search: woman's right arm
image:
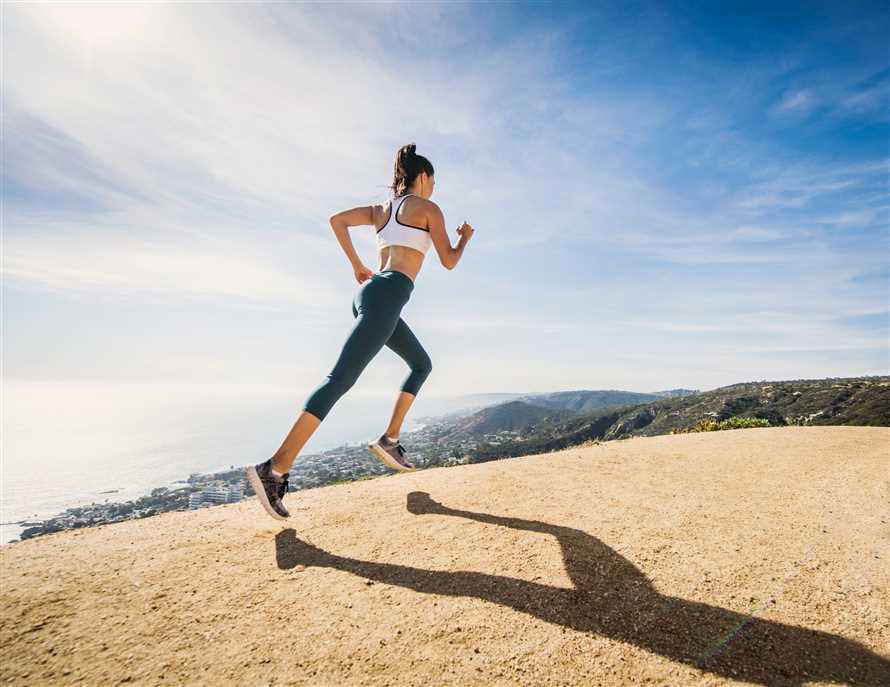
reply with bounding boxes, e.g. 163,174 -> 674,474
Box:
428,204 -> 474,270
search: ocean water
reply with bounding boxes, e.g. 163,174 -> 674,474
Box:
1,380 -> 428,544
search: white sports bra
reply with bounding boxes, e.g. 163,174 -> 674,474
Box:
376,193 -> 432,256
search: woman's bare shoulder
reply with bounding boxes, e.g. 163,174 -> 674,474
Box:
416,196 -> 442,217
398,194 -> 441,220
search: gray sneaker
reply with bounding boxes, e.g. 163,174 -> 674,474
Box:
246,458 -> 290,520
367,434 -> 416,472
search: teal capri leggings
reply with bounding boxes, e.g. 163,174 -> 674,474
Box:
301,269 -> 432,421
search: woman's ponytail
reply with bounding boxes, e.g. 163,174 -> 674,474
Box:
391,143 -> 434,196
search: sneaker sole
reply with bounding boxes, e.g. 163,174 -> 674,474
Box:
245,464 -> 288,521
367,442 -> 415,472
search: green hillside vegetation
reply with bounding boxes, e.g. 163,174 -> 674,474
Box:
670,416 -> 771,433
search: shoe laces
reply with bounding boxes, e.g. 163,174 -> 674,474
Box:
276,473 -> 289,499
394,442 -> 414,467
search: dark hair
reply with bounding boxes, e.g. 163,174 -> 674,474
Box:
390,143 -> 434,196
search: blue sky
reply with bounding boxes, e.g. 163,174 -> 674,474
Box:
3,1 -> 889,400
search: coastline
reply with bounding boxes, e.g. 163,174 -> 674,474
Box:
2,390 -> 433,545
2,417 -> 438,545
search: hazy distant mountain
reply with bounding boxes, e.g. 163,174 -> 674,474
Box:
422,388 -> 693,440
416,388 -> 699,426
513,389 -> 669,412
413,392 -> 531,426
438,400 -> 577,440
649,388 -> 699,398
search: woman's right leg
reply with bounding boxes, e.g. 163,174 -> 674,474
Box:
270,411 -> 321,474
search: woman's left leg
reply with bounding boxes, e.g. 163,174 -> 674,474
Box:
381,316 -> 432,439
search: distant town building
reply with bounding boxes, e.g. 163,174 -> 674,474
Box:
226,484 -> 244,503
189,483 -> 245,509
188,492 -> 211,510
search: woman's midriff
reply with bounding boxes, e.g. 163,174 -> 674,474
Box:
378,245 -> 423,284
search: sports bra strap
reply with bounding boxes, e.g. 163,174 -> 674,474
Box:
394,193 -> 411,216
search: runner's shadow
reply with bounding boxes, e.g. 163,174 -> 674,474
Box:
275,491 -> 889,686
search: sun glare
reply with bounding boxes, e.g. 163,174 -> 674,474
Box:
35,2 -> 157,53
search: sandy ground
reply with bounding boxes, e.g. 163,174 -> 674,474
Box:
1,425 -> 888,686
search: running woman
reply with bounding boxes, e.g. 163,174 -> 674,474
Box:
247,144 -> 475,520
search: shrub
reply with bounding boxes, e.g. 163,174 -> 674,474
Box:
671,416 -> 770,434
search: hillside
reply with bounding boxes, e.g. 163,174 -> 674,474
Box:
435,390 -> 687,444
416,388 -> 697,429
423,389 -> 680,441
1,426 -> 888,686
440,400 -> 577,439
466,375 -> 890,462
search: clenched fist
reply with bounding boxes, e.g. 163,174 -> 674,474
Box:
457,221 -> 475,242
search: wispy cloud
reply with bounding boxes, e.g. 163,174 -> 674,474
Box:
773,88 -> 818,114
729,160 -> 887,212
5,221 -> 330,309
769,67 -> 890,124
836,67 -> 890,118
726,226 -> 789,241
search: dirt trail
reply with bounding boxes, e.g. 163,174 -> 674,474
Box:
2,425 -> 888,686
